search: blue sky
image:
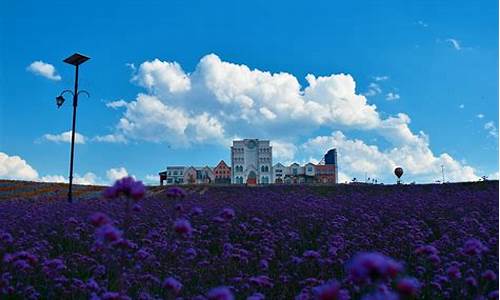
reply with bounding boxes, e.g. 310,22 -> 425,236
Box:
0,0 -> 498,184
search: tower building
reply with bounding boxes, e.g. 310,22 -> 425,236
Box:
231,139 -> 272,184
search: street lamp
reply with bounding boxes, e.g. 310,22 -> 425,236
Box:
56,53 -> 90,203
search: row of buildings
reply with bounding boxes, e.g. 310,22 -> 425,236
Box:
159,139 -> 338,185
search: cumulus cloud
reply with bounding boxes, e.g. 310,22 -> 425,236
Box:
0,152 -> 39,180
271,140 -> 298,162
132,59 -> 191,95
385,92 -> 400,101
106,167 -> 129,182
27,61 -> 61,81
301,131 -> 478,183
99,54 -> 477,183
459,104 -> 465,109
446,38 -> 461,50
477,114 -> 484,119
43,131 -> 86,144
0,152 -> 122,186
40,172 -> 102,185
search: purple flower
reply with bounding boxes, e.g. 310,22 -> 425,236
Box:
90,212 -> 112,227
221,208 -> 236,220
207,286 -> 234,300
163,277 -> 182,295
396,277 -> 420,297
174,219 -> 193,235
463,238 -> 488,256
104,176 -> 145,200
346,252 -> 403,283
488,291 -> 499,299
415,245 -> 439,256
465,276 -> 478,287
482,270 -> 497,281
312,280 -> 350,300
95,224 -> 122,244
446,265 -> 461,279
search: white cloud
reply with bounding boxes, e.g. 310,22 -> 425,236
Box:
477,114 -> 484,119
446,38 -> 461,50
132,59 -> 191,95
364,82 -> 382,97
0,152 -> 39,180
41,172 -> 101,185
26,61 -> 61,81
0,152 -> 115,186
417,20 -> 428,28
93,134 -> 127,143
106,100 -> 129,109
484,121 -> 498,138
488,171 -> 499,180
101,54 -> 477,183
43,131 -> 86,144
385,92 -> 400,101
459,104 -> 465,109
271,140 -> 298,162
374,76 -> 389,81
106,167 -> 129,182
301,131 -> 478,183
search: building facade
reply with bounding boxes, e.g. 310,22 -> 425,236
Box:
214,160 -> 231,184
231,139 -> 272,184
158,146 -> 338,186
164,166 -> 186,185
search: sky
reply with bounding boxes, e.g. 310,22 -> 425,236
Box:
0,0 -> 498,185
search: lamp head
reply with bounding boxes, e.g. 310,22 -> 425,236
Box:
56,95 -> 65,108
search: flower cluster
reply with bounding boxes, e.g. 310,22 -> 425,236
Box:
103,176 -> 145,200
0,180 -> 497,299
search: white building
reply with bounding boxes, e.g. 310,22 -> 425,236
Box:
165,166 -> 186,185
231,139 -> 272,184
272,163 -> 286,183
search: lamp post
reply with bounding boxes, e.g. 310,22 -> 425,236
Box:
56,53 -> 90,203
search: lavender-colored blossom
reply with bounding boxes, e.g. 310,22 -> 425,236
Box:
90,212 -> 112,227
482,270 -> 497,281
207,286 -> 234,300
446,265 -> 462,279
163,277 -> 182,295
103,176 -> 145,200
346,252 -> 403,283
463,238 -> 488,256
95,224 -> 122,244
174,218 -> 193,235
312,280 -> 350,300
396,277 -> 420,297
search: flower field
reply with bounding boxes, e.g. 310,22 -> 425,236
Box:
0,179 -> 498,299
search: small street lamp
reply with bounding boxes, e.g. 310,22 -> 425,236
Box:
56,53 -> 90,203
